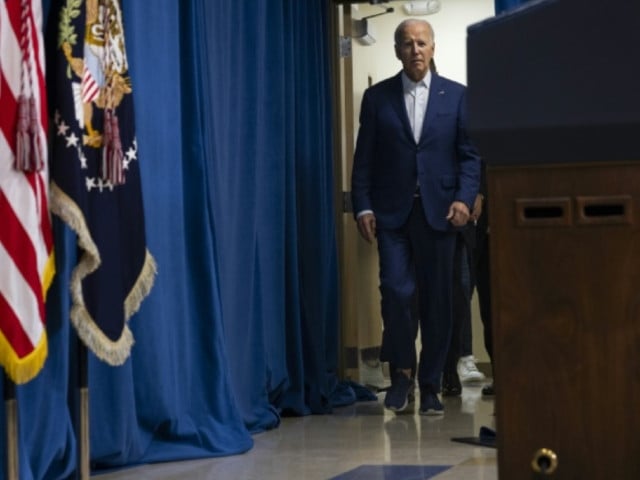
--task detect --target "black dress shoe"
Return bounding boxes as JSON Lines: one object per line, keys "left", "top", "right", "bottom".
{"left": 442, "top": 371, "right": 462, "bottom": 397}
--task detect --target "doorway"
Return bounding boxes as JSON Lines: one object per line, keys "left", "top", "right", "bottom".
{"left": 329, "top": 0, "right": 495, "bottom": 385}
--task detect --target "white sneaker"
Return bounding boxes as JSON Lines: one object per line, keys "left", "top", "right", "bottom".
{"left": 360, "top": 361, "right": 390, "bottom": 389}
{"left": 457, "top": 355, "right": 485, "bottom": 384}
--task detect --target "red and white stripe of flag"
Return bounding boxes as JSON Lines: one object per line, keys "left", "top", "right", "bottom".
{"left": 81, "top": 64, "right": 100, "bottom": 103}
{"left": 0, "top": 0, "right": 54, "bottom": 384}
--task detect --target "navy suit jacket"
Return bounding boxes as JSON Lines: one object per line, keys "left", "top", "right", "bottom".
{"left": 351, "top": 72, "right": 481, "bottom": 231}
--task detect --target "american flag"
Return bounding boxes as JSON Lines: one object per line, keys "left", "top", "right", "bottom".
{"left": 0, "top": 0, "right": 54, "bottom": 384}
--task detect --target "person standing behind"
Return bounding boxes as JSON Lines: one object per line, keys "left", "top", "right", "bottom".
{"left": 472, "top": 161, "right": 495, "bottom": 396}
{"left": 351, "top": 19, "right": 481, "bottom": 416}
{"left": 442, "top": 221, "right": 486, "bottom": 397}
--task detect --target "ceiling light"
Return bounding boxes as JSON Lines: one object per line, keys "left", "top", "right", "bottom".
{"left": 403, "top": 1, "right": 441, "bottom": 16}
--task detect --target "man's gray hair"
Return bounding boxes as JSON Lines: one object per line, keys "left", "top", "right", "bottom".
{"left": 394, "top": 19, "right": 435, "bottom": 46}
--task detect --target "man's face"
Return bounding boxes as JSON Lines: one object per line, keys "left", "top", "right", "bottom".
{"left": 395, "top": 22, "right": 435, "bottom": 82}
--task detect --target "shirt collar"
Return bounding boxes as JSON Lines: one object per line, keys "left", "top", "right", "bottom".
{"left": 402, "top": 69, "right": 432, "bottom": 92}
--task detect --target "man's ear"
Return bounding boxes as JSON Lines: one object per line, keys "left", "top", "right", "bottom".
{"left": 394, "top": 45, "right": 401, "bottom": 61}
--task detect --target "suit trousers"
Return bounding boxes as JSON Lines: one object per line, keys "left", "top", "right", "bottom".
{"left": 378, "top": 198, "right": 457, "bottom": 393}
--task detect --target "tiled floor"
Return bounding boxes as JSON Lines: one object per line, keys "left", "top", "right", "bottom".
{"left": 93, "top": 383, "right": 497, "bottom": 480}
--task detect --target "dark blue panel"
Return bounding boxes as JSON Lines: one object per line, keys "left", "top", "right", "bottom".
{"left": 330, "top": 464, "right": 451, "bottom": 480}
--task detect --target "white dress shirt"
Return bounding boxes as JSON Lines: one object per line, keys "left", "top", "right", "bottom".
{"left": 402, "top": 70, "right": 431, "bottom": 143}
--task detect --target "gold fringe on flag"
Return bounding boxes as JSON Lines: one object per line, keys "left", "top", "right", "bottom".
{"left": 0, "top": 332, "right": 48, "bottom": 385}
{"left": 50, "top": 182, "right": 157, "bottom": 366}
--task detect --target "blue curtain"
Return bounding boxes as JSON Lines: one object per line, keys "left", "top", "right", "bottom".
{"left": 0, "top": 0, "right": 343, "bottom": 478}
{"left": 199, "top": 0, "right": 340, "bottom": 427}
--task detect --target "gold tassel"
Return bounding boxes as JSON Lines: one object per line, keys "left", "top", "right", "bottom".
{"left": 15, "top": 96, "right": 31, "bottom": 171}
{"left": 14, "top": 96, "right": 42, "bottom": 172}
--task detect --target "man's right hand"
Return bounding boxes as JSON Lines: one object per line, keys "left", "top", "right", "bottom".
{"left": 356, "top": 213, "right": 377, "bottom": 244}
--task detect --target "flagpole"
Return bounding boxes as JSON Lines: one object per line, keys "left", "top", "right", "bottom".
{"left": 3, "top": 373, "right": 19, "bottom": 480}
{"left": 77, "top": 342, "right": 90, "bottom": 480}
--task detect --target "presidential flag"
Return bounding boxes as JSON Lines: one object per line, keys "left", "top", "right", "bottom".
{"left": 0, "top": 0, "right": 54, "bottom": 384}
{"left": 48, "top": 0, "right": 156, "bottom": 365}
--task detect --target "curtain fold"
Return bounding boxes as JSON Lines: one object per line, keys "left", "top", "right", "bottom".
{"left": 200, "top": 0, "right": 288, "bottom": 433}
{"left": 200, "top": 0, "right": 340, "bottom": 429}
{"left": 1, "top": 0, "right": 343, "bottom": 478}
{"left": 281, "top": 0, "right": 340, "bottom": 416}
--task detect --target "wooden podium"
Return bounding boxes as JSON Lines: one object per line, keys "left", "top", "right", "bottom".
{"left": 488, "top": 162, "right": 640, "bottom": 478}
{"left": 467, "top": 0, "right": 640, "bottom": 478}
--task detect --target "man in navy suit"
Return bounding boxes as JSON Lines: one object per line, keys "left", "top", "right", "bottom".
{"left": 351, "top": 19, "right": 481, "bottom": 415}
